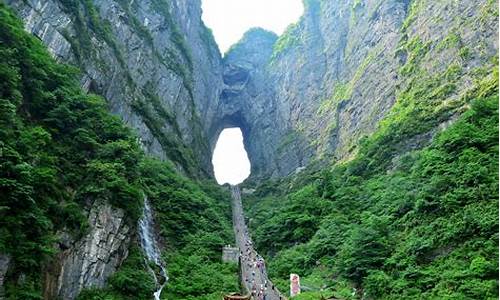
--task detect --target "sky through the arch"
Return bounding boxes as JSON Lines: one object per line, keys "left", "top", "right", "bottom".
{"left": 212, "top": 128, "right": 251, "bottom": 185}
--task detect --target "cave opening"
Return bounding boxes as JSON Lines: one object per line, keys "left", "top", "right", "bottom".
{"left": 212, "top": 127, "right": 251, "bottom": 185}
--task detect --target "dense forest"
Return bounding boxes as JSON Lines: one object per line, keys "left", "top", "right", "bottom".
{"left": 0, "top": 4, "right": 237, "bottom": 299}
{"left": 244, "top": 51, "right": 499, "bottom": 300}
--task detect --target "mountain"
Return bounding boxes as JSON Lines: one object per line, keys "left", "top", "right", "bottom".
{"left": 0, "top": 2, "right": 235, "bottom": 299}
{"left": 221, "top": 0, "right": 498, "bottom": 178}
{"left": 0, "top": 0, "right": 497, "bottom": 299}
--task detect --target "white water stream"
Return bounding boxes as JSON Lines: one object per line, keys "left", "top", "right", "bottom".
{"left": 139, "top": 196, "right": 168, "bottom": 300}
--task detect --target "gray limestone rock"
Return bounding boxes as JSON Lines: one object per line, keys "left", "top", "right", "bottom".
{"left": 43, "top": 202, "right": 130, "bottom": 300}
{"left": 8, "top": 0, "right": 497, "bottom": 179}
{"left": 0, "top": 254, "right": 10, "bottom": 300}
{"left": 218, "top": 0, "right": 498, "bottom": 178}
{"left": 6, "top": 0, "right": 223, "bottom": 175}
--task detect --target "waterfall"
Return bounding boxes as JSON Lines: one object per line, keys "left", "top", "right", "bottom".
{"left": 139, "top": 196, "right": 168, "bottom": 300}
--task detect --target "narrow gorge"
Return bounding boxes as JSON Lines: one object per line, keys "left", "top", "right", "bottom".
{"left": 0, "top": 0, "right": 498, "bottom": 299}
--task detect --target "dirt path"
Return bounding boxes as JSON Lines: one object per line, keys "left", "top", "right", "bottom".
{"left": 230, "top": 185, "right": 286, "bottom": 300}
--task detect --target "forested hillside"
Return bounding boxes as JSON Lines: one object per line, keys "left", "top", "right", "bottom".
{"left": 0, "top": 4, "right": 237, "bottom": 299}
{"left": 244, "top": 65, "right": 498, "bottom": 299}
{"left": 238, "top": 0, "right": 499, "bottom": 297}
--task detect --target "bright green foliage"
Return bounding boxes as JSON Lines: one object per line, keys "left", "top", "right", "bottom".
{"left": 271, "top": 23, "right": 300, "bottom": 60}
{"left": 140, "top": 159, "right": 233, "bottom": 249}
{"left": 140, "top": 159, "right": 239, "bottom": 298}
{"left": 317, "top": 46, "right": 379, "bottom": 117}
{"left": 0, "top": 4, "right": 237, "bottom": 299}
{"left": 244, "top": 73, "right": 498, "bottom": 298}
{"left": 166, "top": 254, "right": 239, "bottom": 299}
{"left": 0, "top": 2, "right": 142, "bottom": 287}
{"left": 76, "top": 161, "right": 239, "bottom": 300}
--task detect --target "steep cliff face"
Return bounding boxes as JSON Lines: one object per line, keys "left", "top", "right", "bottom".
{"left": 7, "top": 0, "right": 223, "bottom": 176}
{"left": 222, "top": 0, "right": 498, "bottom": 178}
{"left": 10, "top": 0, "right": 496, "bottom": 181}
{"left": 43, "top": 202, "right": 130, "bottom": 300}
{"left": 212, "top": 29, "right": 281, "bottom": 176}
{"left": 2, "top": 1, "right": 224, "bottom": 298}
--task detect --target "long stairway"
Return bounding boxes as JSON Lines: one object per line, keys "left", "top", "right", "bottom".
{"left": 230, "top": 185, "right": 286, "bottom": 300}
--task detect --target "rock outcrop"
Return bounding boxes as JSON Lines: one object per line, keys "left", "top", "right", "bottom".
{"left": 210, "top": 29, "right": 282, "bottom": 176}
{"left": 0, "top": 254, "right": 10, "bottom": 299}
{"left": 43, "top": 202, "right": 130, "bottom": 300}
{"left": 7, "top": 0, "right": 223, "bottom": 175}
{"left": 9, "top": 0, "right": 497, "bottom": 179}
{"left": 218, "top": 0, "right": 498, "bottom": 177}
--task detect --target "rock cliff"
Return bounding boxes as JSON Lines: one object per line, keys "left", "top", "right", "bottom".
{"left": 7, "top": 0, "right": 223, "bottom": 176}
{"left": 43, "top": 202, "right": 130, "bottom": 299}
{"left": 3, "top": 0, "right": 497, "bottom": 298}
{"left": 8, "top": 0, "right": 497, "bottom": 179}
{"left": 5, "top": 1, "right": 224, "bottom": 297}
{"left": 221, "top": 0, "right": 497, "bottom": 177}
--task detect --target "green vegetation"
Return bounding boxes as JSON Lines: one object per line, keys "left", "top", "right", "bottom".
{"left": 245, "top": 78, "right": 498, "bottom": 298}
{"left": 350, "top": 0, "right": 363, "bottom": 23}
{"left": 145, "top": 162, "right": 239, "bottom": 299}
{"left": 147, "top": 162, "right": 239, "bottom": 299}
{"left": 314, "top": 46, "right": 382, "bottom": 152}
{"left": 398, "top": 36, "right": 431, "bottom": 75}
{"left": 352, "top": 0, "right": 363, "bottom": 10}
{"left": 77, "top": 247, "right": 156, "bottom": 300}
{"left": 270, "top": 0, "right": 323, "bottom": 61}
{"left": 277, "top": 130, "right": 301, "bottom": 154}
{"left": 59, "top": 0, "right": 127, "bottom": 68}
{"left": 271, "top": 23, "right": 300, "bottom": 60}
{"left": 1, "top": 0, "right": 497, "bottom": 299}
{"left": 318, "top": 46, "right": 380, "bottom": 116}
{"left": 77, "top": 161, "right": 239, "bottom": 300}
{"left": 226, "top": 27, "right": 278, "bottom": 57}
{"left": 245, "top": 3, "right": 498, "bottom": 296}
{"left": 244, "top": 57, "right": 498, "bottom": 299}
{"left": 0, "top": 4, "right": 236, "bottom": 299}
{"left": 401, "top": 0, "right": 426, "bottom": 31}
{"left": 0, "top": 3, "right": 142, "bottom": 297}
{"left": 436, "top": 32, "right": 462, "bottom": 51}
{"left": 122, "top": 0, "right": 196, "bottom": 98}
{"left": 60, "top": 0, "right": 199, "bottom": 173}
{"left": 130, "top": 83, "right": 200, "bottom": 175}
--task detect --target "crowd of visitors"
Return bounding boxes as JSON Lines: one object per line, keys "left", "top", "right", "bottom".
{"left": 231, "top": 186, "right": 285, "bottom": 300}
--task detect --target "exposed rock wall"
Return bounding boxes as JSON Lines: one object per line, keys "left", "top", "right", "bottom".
{"left": 7, "top": 0, "right": 223, "bottom": 175}
{"left": 43, "top": 202, "right": 130, "bottom": 300}
{"left": 10, "top": 0, "right": 497, "bottom": 180}
{"left": 5, "top": 1, "right": 224, "bottom": 297}
{"left": 220, "top": 0, "right": 498, "bottom": 178}
{"left": 0, "top": 254, "right": 10, "bottom": 300}
{"left": 212, "top": 29, "right": 281, "bottom": 176}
